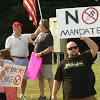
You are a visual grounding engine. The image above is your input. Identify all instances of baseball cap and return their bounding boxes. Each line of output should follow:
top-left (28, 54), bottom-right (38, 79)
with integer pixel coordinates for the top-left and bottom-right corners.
top-left (12, 22), bottom-right (23, 29)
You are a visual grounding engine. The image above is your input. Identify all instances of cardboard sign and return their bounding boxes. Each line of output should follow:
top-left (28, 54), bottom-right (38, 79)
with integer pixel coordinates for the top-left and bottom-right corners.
top-left (1, 64), bottom-right (26, 87)
top-left (26, 52), bottom-right (42, 82)
top-left (56, 6), bottom-right (100, 38)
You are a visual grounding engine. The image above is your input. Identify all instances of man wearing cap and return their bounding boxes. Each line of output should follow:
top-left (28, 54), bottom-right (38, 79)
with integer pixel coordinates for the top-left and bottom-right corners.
top-left (5, 22), bottom-right (40, 99)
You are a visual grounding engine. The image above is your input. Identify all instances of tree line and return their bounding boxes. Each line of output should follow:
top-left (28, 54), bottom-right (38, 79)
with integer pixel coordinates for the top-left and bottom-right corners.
top-left (0, 0), bottom-right (99, 52)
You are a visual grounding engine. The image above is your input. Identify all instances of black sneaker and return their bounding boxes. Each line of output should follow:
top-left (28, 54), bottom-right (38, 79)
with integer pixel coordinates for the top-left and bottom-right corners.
top-left (34, 95), bottom-right (46, 100)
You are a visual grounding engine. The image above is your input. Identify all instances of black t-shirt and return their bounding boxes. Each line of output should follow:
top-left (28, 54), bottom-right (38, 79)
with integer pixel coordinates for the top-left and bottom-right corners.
top-left (54, 50), bottom-right (97, 99)
top-left (34, 31), bottom-right (53, 64)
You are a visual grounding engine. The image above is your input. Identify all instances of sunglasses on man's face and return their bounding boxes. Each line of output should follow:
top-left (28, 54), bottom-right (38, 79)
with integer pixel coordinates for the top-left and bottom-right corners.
top-left (68, 46), bottom-right (78, 50)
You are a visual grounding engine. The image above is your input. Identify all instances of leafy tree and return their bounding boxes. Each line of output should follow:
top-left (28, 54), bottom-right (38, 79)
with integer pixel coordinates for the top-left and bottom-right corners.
top-left (0, 0), bottom-right (99, 51)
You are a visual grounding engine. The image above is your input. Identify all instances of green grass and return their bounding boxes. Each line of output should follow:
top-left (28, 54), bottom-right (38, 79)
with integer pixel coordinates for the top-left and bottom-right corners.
top-left (92, 64), bottom-right (100, 99)
top-left (17, 64), bottom-right (100, 100)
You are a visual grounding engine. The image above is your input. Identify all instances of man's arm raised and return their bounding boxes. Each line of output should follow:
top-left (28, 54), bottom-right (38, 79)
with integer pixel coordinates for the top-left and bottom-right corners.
top-left (80, 37), bottom-right (99, 58)
top-left (31, 27), bottom-right (40, 39)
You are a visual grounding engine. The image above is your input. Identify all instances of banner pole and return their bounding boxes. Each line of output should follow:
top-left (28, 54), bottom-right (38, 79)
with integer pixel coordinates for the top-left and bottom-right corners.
top-left (37, 0), bottom-right (43, 19)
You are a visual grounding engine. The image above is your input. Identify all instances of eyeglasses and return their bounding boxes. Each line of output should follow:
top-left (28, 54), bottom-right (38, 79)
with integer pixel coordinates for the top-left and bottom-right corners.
top-left (68, 46), bottom-right (78, 50)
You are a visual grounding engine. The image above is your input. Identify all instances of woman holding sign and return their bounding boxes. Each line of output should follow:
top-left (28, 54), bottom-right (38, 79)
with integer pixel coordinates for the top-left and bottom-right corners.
top-left (0, 49), bottom-right (17, 100)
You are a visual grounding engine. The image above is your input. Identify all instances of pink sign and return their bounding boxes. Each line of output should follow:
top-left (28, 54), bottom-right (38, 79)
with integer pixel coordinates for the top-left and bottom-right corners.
top-left (26, 52), bottom-right (42, 81)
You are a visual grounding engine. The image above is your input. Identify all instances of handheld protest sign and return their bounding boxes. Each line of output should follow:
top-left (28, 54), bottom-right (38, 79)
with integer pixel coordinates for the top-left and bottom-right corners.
top-left (1, 64), bottom-right (26, 87)
top-left (26, 52), bottom-right (42, 82)
top-left (56, 6), bottom-right (100, 38)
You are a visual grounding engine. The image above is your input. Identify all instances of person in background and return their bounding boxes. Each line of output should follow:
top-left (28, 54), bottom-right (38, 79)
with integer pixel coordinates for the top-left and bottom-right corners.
top-left (52, 37), bottom-right (98, 100)
top-left (0, 49), bottom-right (17, 100)
top-left (28, 19), bottom-right (53, 100)
top-left (5, 22), bottom-right (40, 99)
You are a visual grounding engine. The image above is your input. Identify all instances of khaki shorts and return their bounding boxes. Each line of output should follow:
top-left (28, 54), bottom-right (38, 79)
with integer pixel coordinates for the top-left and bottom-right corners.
top-left (37, 64), bottom-right (53, 79)
top-left (66, 95), bottom-right (97, 100)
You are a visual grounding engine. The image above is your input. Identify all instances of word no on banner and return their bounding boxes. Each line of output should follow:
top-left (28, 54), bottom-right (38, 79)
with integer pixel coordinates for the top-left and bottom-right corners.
top-left (56, 6), bottom-right (100, 39)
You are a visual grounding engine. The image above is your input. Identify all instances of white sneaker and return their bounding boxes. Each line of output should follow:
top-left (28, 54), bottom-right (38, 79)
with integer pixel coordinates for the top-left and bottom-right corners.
top-left (20, 94), bottom-right (28, 100)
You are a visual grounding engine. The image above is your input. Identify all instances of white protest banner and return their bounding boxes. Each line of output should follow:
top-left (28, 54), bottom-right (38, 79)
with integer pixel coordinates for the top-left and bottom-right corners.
top-left (56, 6), bottom-right (100, 39)
top-left (1, 64), bottom-right (26, 87)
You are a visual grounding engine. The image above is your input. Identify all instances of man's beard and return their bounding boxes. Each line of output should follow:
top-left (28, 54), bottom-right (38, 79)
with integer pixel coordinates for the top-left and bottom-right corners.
top-left (70, 52), bottom-right (79, 58)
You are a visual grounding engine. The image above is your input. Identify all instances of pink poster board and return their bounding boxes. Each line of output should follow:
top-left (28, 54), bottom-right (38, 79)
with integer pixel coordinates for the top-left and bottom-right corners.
top-left (26, 52), bottom-right (42, 81)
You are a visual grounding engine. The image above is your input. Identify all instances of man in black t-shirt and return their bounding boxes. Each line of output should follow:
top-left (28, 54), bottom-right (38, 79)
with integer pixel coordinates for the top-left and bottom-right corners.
top-left (28, 19), bottom-right (53, 100)
top-left (52, 37), bottom-right (98, 100)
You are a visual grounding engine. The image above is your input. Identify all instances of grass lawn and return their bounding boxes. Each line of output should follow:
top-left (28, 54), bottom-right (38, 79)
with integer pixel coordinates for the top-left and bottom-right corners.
top-left (17, 64), bottom-right (100, 100)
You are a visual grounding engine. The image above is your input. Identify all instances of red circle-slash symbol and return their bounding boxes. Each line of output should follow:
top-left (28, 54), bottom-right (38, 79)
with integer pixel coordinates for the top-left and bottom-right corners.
top-left (82, 7), bottom-right (98, 24)
top-left (13, 75), bottom-right (21, 85)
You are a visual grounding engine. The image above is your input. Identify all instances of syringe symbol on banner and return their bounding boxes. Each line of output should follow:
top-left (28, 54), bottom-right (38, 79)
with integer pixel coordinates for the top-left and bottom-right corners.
top-left (85, 10), bottom-right (95, 21)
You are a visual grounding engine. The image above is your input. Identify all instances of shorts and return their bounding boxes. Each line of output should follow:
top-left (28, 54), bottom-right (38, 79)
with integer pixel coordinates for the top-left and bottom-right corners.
top-left (66, 95), bottom-right (97, 100)
top-left (13, 57), bottom-right (29, 79)
top-left (37, 64), bottom-right (53, 79)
